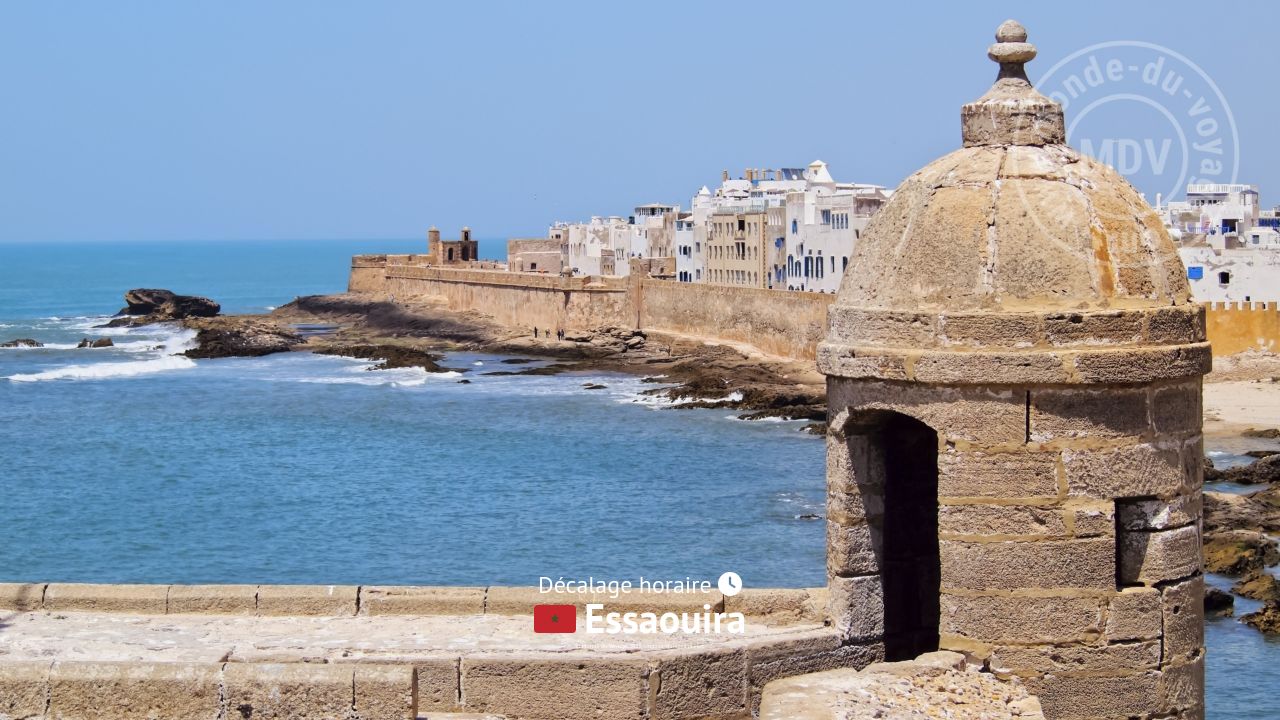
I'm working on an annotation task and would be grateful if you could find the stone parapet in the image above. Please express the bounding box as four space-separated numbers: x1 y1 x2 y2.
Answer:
819 340 1212 385
0 582 831 624
0 603 871 720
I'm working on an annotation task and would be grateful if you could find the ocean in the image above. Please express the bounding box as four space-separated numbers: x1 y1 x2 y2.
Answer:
0 239 1274 718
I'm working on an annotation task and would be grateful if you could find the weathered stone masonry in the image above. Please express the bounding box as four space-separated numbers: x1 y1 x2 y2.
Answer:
817 21 1206 720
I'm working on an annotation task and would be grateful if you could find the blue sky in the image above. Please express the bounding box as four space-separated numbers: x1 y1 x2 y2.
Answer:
0 1 1274 242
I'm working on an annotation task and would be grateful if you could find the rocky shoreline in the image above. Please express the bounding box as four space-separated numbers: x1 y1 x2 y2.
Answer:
187 291 831 425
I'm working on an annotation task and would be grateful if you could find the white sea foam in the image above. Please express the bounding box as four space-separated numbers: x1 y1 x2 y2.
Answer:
6 355 197 383
0 342 80 351
620 389 744 409
295 365 462 387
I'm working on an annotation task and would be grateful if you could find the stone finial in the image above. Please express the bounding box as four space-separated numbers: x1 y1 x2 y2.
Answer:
988 19 1036 81
960 20 1065 147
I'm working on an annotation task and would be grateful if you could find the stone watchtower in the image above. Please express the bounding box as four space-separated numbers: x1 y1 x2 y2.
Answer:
427 226 479 265
816 21 1208 720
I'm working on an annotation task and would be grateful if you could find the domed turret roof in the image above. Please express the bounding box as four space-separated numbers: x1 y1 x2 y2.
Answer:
819 21 1209 387
836 20 1190 313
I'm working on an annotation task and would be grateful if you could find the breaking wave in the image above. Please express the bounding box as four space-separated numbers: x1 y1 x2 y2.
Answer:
293 366 462 387
6 355 197 382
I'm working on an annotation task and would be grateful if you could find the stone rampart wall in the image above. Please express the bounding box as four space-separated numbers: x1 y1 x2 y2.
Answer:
638 279 836 360
1205 301 1280 355
381 264 630 332
349 258 836 360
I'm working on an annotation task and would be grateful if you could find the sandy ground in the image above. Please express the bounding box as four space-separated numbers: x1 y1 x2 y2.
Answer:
1204 379 1280 438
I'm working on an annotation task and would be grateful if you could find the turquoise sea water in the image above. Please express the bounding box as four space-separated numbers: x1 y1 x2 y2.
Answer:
0 240 826 587
0 240 1275 717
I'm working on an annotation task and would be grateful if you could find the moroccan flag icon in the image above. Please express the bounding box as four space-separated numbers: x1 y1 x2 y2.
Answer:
533 604 577 633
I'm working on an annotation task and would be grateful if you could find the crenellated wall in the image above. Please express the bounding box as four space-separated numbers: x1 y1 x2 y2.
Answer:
1205 301 1280 355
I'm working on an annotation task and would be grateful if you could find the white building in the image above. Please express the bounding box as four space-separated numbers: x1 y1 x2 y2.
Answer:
674 211 701 283
1157 184 1280 302
781 161 890 293
551 161 886 287
559 216 630 277
1158 184 1261 247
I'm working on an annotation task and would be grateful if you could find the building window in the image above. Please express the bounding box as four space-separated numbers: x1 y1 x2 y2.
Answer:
791 219 798 235
1187 266 1203 280
1218 271 1231 285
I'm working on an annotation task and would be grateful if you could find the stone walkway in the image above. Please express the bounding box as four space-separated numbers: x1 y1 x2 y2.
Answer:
0 609 823 665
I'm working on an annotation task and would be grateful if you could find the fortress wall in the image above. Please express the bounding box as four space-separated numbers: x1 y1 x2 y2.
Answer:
348 255 389 293
351 258 835 360
638 279 836 360
1205 301 1280 355
382 264 629 331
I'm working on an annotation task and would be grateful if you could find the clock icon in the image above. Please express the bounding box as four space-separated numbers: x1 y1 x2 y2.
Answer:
718 571 743 597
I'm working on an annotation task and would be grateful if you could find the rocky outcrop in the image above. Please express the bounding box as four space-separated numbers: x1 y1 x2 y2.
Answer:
1203 530 1280 575
313 344 450 372
1209 454 1280 485
0 338 42 348
182 317 303 359
105 289 221 328
1243 601 1280 634
118 288 220 320
1232 571 1280 601
1243 427 1280 439
1204 489 1280 534
1205 587 1235 616
76 337 114 348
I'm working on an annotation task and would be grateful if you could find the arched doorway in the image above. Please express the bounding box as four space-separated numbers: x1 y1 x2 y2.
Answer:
836 410 940 661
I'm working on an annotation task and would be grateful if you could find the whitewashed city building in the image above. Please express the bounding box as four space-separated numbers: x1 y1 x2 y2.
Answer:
549 161 887 290
1156 184 1280 302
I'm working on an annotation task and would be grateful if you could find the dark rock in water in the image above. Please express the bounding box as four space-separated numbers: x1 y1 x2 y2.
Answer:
1233 571 1280 602
111 289 220 326
1243 600 1280 634
1205 588 1234 616
1203 530 1280 575
1205 491 1280 534
482 365 568 377
1203 456 1223 483
0 338 43 348
1246 450 1280 459
801 422 827 436
738 406 826 422
457 379 472 384
582 383 607 390
795 513 822 521
183 317 303 359
1244 427 1280 439
120 288 221 319
500 358 537 365
314 344 447 372
1215 455 1280 486
76 337 114 348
